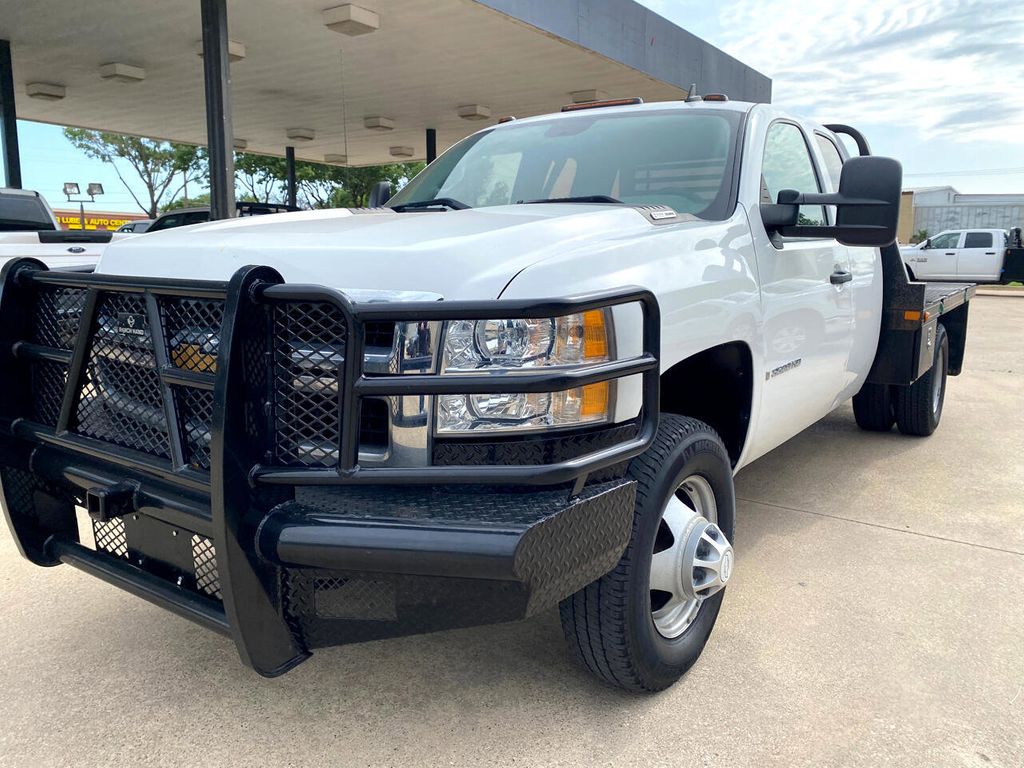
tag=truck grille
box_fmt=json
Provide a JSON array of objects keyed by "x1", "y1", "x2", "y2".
[
  {"x1": 273, "y1": 301, "x2": 348, "y2": 467},
  {"x1": 26, "y1": 282, "x2": 384, "y2": 474}
]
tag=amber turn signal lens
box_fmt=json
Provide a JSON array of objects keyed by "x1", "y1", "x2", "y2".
[
  {"x1": 583, "y1": 310, "x2": 608, "y2": 360},
  {"x1": 580, "y1": 381, "x2": 609, "y2": 419}
]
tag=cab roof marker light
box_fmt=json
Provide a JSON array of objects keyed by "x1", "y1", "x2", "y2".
[
  {"x1": 560, "y1": 97, "x2": 643, "y2": 113},
  {"x1": 703, "y1": 93, "x2": 729, "y2": 102}
]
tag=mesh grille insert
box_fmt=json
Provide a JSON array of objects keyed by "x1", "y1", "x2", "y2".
[
  {"x1": 33, "y1": 286, "x2": 86, "y2": 350},
  {"x1": 160, "y1": 296, "x2": 224, "y2": 374},
  {"x1": 75, "y1": 293, "x2": 170, "y2": 458},
  {"x1": 176, "y1": 386, "x2": 215, "y2": 471},
  {"x1": 31, "y1": 360, "x2": 68, "y2": 427},
  {"x1": 93, "y1": 518, "x2": 128, "y2": 559},
  {"x1": 273, "y1": 301, "x2": 347, "y2": 467},
  {"x1": 191, "y1": 534, "x2": 222, "y2": 600}
]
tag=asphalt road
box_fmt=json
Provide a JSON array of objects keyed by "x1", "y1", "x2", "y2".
[{"x1": 1, "y1": 296, "x2": 1021, "y2": 768}]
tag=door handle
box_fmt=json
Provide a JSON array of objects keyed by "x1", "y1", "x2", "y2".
[
  {"x1": 945, "y1": 252, "x2": 956, "y2": 255},
  {"x1": 985, "y1": 252, "x2": 996, "y2": 255},
  {"x1": 830, "y1": 270, "x2": 853, "y2": 285}
]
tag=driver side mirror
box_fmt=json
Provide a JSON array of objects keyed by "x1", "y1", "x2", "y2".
[
  {"x1": 760, "y1": 155, "x2": 902, "y2": 247},
  {"x1": 921, "y1": 238, "x2": 931, "y2": 249}
]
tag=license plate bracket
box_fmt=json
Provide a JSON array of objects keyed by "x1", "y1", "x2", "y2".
[{"x1": 123, "y1": 514, "x2": 196, "y2": 586}]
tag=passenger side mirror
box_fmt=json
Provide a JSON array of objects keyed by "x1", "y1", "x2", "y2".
[
  {"x1": 760, "y1": 156, "x2": 903, "y2": 248},
  {"x1": 368, "y1": 181, "x2": 392, "y2": 208}
]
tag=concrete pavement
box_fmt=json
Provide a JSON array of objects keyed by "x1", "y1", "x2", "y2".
[{"x1": 0, "y1": 295, "x2": 1021, "y2": 767}]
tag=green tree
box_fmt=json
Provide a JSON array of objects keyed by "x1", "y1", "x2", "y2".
[
  {"x1": 235, "y1": 152, "x2": 287, "y2": 203},
  {"x1": 161, "y1": 192, "x2": 211, "y2": 213},
  {"x1": 301, "y1": 162, "x2": 424, "y2": 208},
  {"x1": 912, "y1": 229, "x2": 930, "y2": 243},
  {"x1": 63, "y1": 128, "x2": 205, "y2": 217}
]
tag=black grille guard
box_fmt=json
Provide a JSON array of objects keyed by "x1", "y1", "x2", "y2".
[{"x1": 0, "y1": 258, "x2": 659, "y2": 676}]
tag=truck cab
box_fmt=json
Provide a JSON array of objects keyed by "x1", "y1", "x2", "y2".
[
  {"x1": 901, "y1": 228, "x2": 1009, "y2": 282},
  {"x1": 0, "y1": 97, "x2": 973, "y2": 692}
]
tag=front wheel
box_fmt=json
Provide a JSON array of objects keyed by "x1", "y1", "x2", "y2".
[{"x1": 559, "y1": 415, "x2": 735, "y2": 692}]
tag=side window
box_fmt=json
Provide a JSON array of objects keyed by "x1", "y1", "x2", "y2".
[
  {"x1": 929, "y1": 232, "x2": 960, "y2": 249},
  {"x1": 761, "y1": 122, "x2": 826, "y2": 227},
  {"x1": 814, "y1": 135, "x2": 844, "y2": 190},
  {"x1": 964, "y1": 232, "x2": 993, "y2": 248}
]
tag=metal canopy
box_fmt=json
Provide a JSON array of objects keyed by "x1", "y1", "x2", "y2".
[{"x1": 0, "y1": 0, "x2": 769, "y2": 168}]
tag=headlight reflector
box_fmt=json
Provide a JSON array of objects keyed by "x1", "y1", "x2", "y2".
[
  {"x1": 436, "y1": 309, "x2": 614, "y2": 434},
  {"x1": 442, "y1": 310, "x2": 609, "y2": 371}
]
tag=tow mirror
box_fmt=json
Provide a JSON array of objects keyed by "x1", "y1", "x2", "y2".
[
  {"x1": 761, "y1": 156, "x2": 903, "y2": 247},
  {"x1": 369, "y1": 181, "x2": 392, "y2": 208}
]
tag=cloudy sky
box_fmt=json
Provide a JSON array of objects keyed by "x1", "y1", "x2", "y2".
[
  {"x1": 12, "y1": 0, "x2": 1024, "y2": 212},
  {"x1": 640, "y1": 0, "x2": 1024, "y2": 192}
]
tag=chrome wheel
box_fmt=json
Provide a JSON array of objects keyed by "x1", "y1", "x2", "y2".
[
  {"x1": 649, "y1": 475, "x2": 734, "y2": 639},
  {"x1": 932, "y1": 341, "x2": 945, "y2": 415}
]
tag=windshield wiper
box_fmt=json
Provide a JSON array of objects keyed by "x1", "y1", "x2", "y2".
[
  {"x1": 390, "y1": 197, "x2": 470, "y2": 212},
  {"x1": 518, "y1": 195, "x2": 624, "y2": 205}
]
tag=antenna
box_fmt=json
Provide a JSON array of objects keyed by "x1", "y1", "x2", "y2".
[{"x1": 685, "y1": 82, "x2": 703, "y2": 102}]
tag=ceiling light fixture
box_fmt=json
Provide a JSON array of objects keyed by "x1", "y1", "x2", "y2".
[
  {"x1": 98, "y1": 62, "x2": 146, "y2": 82},
  {"x1": 26, "y1": 82, "x2": 65, "y2": 101},
  {"x1": 286, "y1": 128, "x2": 316, "y2": 142},
  {"x1": 389, "y1": 146, "x2": 414, "y2": 158},
  {"x1": 569, "y1": 89, "x2": 609, "y2": 104},
  {"x1": 363, "y1": 116, "x2": 394, "y2": 131},
  {"x1": 457, "y1": 104, "x2": 491, "y2": 121},
  {"x1": 324, "y1": 153, "x2": 348, "y2": 164},
  {"x1": 322, "y1": 4, "x2": 380, "y2": 36}
]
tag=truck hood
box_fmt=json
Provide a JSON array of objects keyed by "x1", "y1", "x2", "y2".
[{"x1": 96, "y1": 205, "x2": 680, "y2": 299}]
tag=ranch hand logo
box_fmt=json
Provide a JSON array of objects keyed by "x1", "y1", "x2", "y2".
[{"x1": 116, "y1": 312, "x2": 148, "y2": 337}]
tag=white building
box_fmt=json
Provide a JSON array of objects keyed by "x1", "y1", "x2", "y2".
[{"x1": 911, "y1": 186, "x2": 1024, "y2": 235}]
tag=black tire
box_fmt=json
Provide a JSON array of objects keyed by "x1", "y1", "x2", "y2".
[
  {"x1": 558, "y1": 415, "x2": 735, "y2": 692},
  {"x1": 894, "y1": 323, "x2": 948, "y2": 436},
  {"x1": 852, "y1": 382, "x2": 895, "y2": 432}
]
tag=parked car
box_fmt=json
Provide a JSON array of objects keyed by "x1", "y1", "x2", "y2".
[
  {"x1": 0, "y1": 187, "x2": 112, "y2": 269},
  {"x1": 0, "y1": 97, "x2": 975, "y2": 692},
  {"x1": 901, "y1": 227, "x2": 1024, "y2": 283},
  {"x1": 147, "y1": 201, "x2": 299, "y2": 233},
  {"x1": 116, "y1": 219, "x2": 154, "y2": 233}
]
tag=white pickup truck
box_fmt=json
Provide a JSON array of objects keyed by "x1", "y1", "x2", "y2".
[
  {"x1": 901, "y1": 227, "x2": 1024, "y2": 283},
  {"x1": 0, "y1": 97, "x2": 975, "y2": 692},
  {"x1": 0, "y1": 187, "x2": 110, "y2": 269}
]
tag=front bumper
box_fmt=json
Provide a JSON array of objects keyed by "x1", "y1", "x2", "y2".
[{"x1": 0, "y1": 259, "x2": 657, "y2": 676}]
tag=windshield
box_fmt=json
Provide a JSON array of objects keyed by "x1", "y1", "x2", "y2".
[
  {"x1": 0, "y1": 193, "x2": 56, "y2": 231},
  {"x1": 388, "y1": 108, "x2": 742, "y2": 220}
]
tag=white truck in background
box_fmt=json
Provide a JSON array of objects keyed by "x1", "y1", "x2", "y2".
[
  {"x1": 0, "y1": 98, "x2": 978, "y2": 692},
  {"x1": 901, "y1": 227, "x2": 1024, "y2": 283},
  {"x1": 0, "y1": 187, "x2": 112, "y2": 269}
]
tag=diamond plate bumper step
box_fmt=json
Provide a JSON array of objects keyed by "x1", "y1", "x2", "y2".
[{"x1": 260, "y1": 480, "x2": 635, "y2": 617}]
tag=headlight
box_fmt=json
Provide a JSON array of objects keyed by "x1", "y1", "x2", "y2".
[{"x1": 436, "y1": 310, "x2": 614, "y2": 433}]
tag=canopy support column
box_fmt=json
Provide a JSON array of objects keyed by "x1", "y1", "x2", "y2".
[
  {"x1": 200, "y1": 0, "x2": 235, "y2": 220},
  {"x1": 0, "y1": 40, "x2": 22, "y2": 189},
  {"x1": 426, "y1": 128, "x2": 436, "y2": 164},
  {"x1": 285, "y1": 146, "x2": 296, "y2": 208}
]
